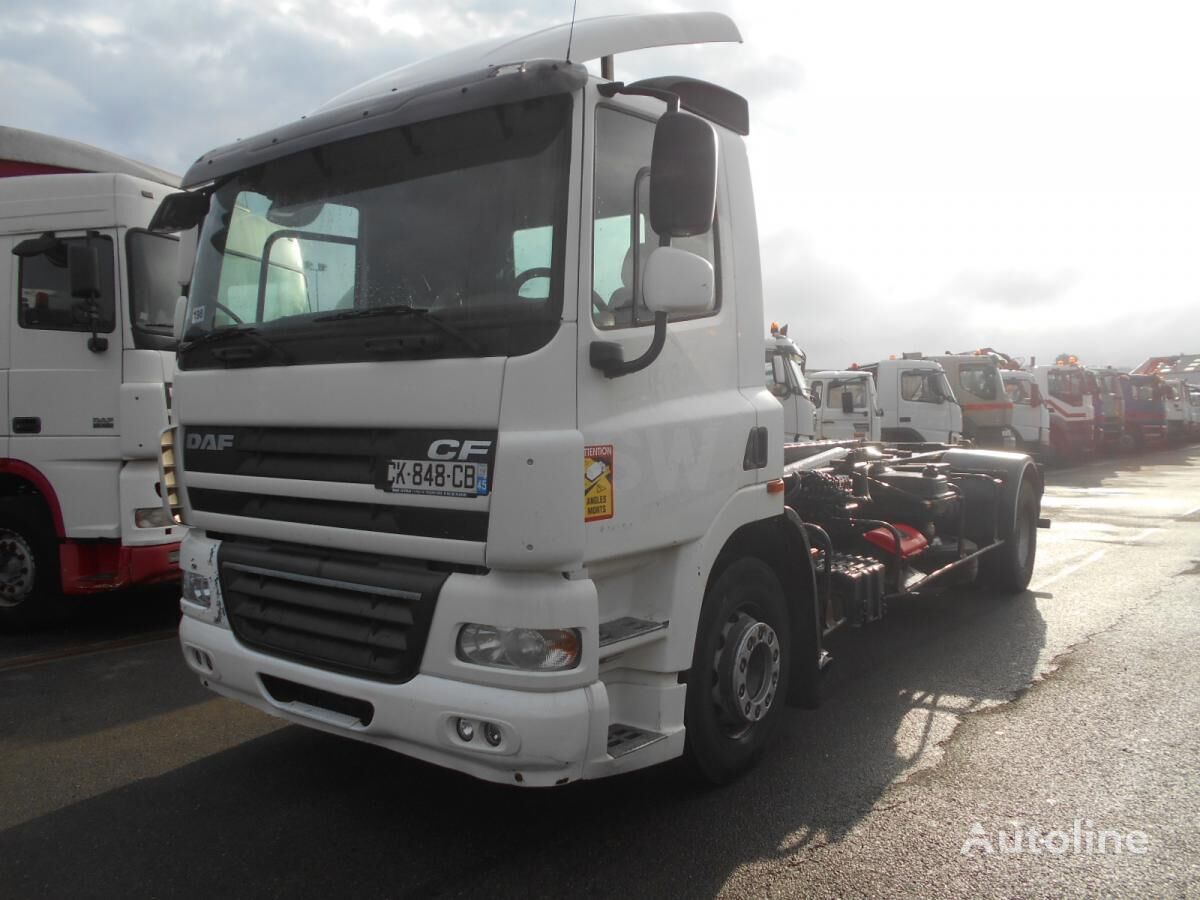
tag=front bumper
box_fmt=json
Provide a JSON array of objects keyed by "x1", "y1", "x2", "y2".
[
  {"x1": 181, "y1": 616, "x2": 609, "y2": 786},
  {"x1": 61, "y1": 539, "x2": 182, "y2": 595}
]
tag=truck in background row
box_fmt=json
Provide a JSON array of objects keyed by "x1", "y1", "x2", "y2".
[
  {"x1": 159, "y1": 13, "x2": 1047, "y2": 786},
  {"x1": 860, "y1": 356, "x2": 962, "y2": 446},
  {"x1": 0, "y1": 127, "x2": 183, "y2": 627},
  {"x1": 999, "y1": 368, "x2": 1050, "y2": 455},
  {"x1": 927, "y1": 353, "x2": 1017, "y2": 450},
  {"x1": 1030, "y1": 361, "x2": 1096, "y2": 460},
  {"x1": 1089, "y1": 366, "x2": 1127, "y2": 451},
  {"x1": 765, "y1": 324, "x2": 816, "y2": 441},
  {"x1": 1123, "y1": 374, "x2": 1169, "y2": 448},
  {"x1": 808, "y1": 368, "x2": 882, "y2": 441}
]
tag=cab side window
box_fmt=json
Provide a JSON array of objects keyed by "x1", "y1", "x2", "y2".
[
  {"x1": 901, "y1": 371, "x2": 942, "y2": 404},
  {"x1": 592, "y1": 106, "x2": 718, "y2": 328},
  {"x1": 17, "y1": 235, "x2": 116, "y2": 333}
]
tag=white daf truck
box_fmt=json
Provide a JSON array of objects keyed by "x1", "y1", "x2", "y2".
[
  {"x1": 861, "y1": 357, "x2": 962, "y2": 445},
  {"x1": 162, "y1": 13, "x2": 1046, "y2": 786},
  {"x1": 0, "y1": 128, "x2": 183, "y2": 627},
  {"x1": 1000, "y1": 369, "x2": 1051, "y2": 454}
]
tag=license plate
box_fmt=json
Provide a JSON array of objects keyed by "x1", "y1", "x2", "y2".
[{"x1": 381, "y1": 459, "x2": 489, "y2": 497}]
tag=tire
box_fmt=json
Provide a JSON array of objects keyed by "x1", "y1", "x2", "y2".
[
  {"x1": 683, "y1": 557, "x2": 791, "y2": 784},
  {"x1": 0, "y1": 497, "x2": 64, "y2": 630},
  {"x1": 978, "y1": 479, "x2": 1037, "y2": 593}
]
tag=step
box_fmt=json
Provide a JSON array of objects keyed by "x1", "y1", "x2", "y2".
[
  {"x1": 607, "y1": 723, "x2": 668, "y2": 759},
  {"x1": 598, "y1": 616, "x2": 668, "y2": 649}
]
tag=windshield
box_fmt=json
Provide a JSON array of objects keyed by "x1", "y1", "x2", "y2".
[
  {"x1": 958, "y1": 363, "x2": 1001, "y2": 401},
  {"x1": 182, "y1": 94, "x2": 572, "y2": 369},
  {"x1": 1002, "y1": 374, "x2": 1032, "y2": 405},
  {"x1": 127, "y1": 229, "x2": 180, "y2": 350},
  {"x1": 1048, "y1": 369, "x2": 1086, "y2": 401}
]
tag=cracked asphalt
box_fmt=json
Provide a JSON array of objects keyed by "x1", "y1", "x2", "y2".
[{"x1": 1, "y1": 444, "x2": 1197, "y2": 898}]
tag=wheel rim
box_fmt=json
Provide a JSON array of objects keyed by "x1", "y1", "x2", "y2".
[
  {"x1": 0, "y1": 529, "x2": 36, "y2": 609},
  {"x1": 712, "y1": 611, "x2": 782, "y2": 739}
]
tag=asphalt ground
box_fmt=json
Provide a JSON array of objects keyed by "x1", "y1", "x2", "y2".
[{"x1": 1, "y1": 444, "x2": 1197, "y2": 898}]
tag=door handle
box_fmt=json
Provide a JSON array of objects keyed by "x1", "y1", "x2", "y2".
[{"x1": 899, "y1": 417, "x2": 912, "y2": 423}]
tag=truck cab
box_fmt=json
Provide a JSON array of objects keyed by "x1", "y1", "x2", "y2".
[
  {"x1": 1088, "y1": 367, "x2": 1126, "y2": 450},
  {"x1": 1000, "y1": 369, "x2": 1050, "y2": 454},
  {"x1": 0, "y1": 129, "x2": 183, "y2": 626},
  {"x1": 808, "y1": 370, "x2": 882, "y2": 441},
  {"x1": 928, "y1": 354, "x2": 1016, "y2": 449},
  {"x1": 764, "y1": 328, "x2": 816, "y2": 441},
  {"x1": 1161, "y1": 378, "x2": 1187, "y2": 443},
  {"x1": 861, "y1": 357, "x2": 961, "y2": 444},
  {"x1": 1030, "y1": 364, "x2": 1096, "y2": 460},
  {"x1": 1123, "y1": 374, "x2": 1168, "y2": 447}
]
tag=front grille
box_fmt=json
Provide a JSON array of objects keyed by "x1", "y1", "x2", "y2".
[{"x1": 219, "y1": 540, "x2": 448, "y2": 683}]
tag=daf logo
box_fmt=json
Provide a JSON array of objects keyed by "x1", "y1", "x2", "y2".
[
  {"x1": 186, "y1": 432, "x2": 234, "y2": 451},
  {"x1": 427, "y1": 439, "x2": 492, "y2": 461}
]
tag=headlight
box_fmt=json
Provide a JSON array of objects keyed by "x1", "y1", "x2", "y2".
[
  {"x1": 456, "y1": 624, "x2": 581, "y2": 671},
  {"x1": 135, "y1": 506, "x2": 170, "y2": 528},
  {"x1": 182, "y1": 571, "x2": 214, "y2": 609}
]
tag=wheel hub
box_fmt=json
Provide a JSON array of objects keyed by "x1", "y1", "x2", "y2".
[
  {"x1": 0, "y1": 530, "x2": 36, "y2": 609},
  {"x1": 714, "y1": 613, "x2": 782, "y2": 732}
]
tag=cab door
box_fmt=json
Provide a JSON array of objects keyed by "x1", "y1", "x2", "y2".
[{"x1": 9, "y1": 231, "x2": 122, "y2": 438}]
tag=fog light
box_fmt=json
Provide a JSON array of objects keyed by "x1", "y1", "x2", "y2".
[
  {"x1": 135, "y1": 506, "x2": 170, "y2": 528},
  {"x1": 456, "y1": 624, "x2": 581, "y2": 671},
  {"x1": 456, "y1": 718, "x2": 475, "y2": 742},
  {"x1": 181, "y1": 571, "x2": 213, "y2": 609},
  {"x1": 482, "y1": 722, "x2": 502, "y2": 747}
]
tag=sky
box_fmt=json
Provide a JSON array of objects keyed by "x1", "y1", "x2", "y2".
[{"x1": 2, "y1": 0, "x2": 1198, "y2": 369}]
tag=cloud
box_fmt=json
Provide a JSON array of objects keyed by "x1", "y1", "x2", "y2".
[{"x1": 940, "y1": 268, "x2": 1080, "y2": 309}]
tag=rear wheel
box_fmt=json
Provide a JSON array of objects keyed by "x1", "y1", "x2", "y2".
[
  {"x1": 0, "y1": 498, "x2": 63, "y2": 630},
  {"x1": 979, "y1": 479, "x2": 1037, "y2": 593},
  {"x1": 684, "y1": 558, "x2": 791, "y2": 784}
]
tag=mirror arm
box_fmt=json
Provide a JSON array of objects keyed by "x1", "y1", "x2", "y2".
[
  {"x1": 590, "y1": 312, "x2": 668, "y2": 379},
  {"x1": 596, "y1": 82, "x2": 680, "y2": 112}
]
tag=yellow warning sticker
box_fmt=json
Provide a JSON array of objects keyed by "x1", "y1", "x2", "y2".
[{"x1": 585, "y1": 444, "x2": 614, "y2": 522}]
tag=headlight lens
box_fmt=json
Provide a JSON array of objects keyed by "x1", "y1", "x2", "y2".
[
  {"x1": 181, "y1": 571, "x2": 214, "y2": 609},
  {"x1": 456, "y1": 624, "x2": 581, "y2": 671}
]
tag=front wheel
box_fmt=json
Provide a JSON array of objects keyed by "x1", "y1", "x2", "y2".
[
  {"x1": 683, "y1": 558, "x2": 791, "y2": 784},
  {"x1": 979, "y1": 479, "x2": 1038, "y2": 593},
  {"x1": 0, "y1": 498, "x2": 63, "y2": 630}
]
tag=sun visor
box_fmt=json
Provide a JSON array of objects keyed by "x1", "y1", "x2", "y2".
[{"x1": 182, "y1": 60, "x2": 587, "y2": 189}]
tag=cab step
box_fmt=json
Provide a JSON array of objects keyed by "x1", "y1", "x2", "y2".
[
  {"x1": 607, "y1": 723, "x2": 667, "y2": 759},
  {"x1": 598, "y1": 616, "x2": 668, "y2": 648}
]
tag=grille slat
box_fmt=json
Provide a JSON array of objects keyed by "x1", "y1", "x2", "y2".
[
  {"x1": 223, "y1": 570, "x2": 416, "y2": 626},
  {"x1": 219, "y1": 540, "x2": 447, "y2": 683}
]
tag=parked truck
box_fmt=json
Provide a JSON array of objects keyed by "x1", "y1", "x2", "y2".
[
  {"x1": 159, "y1": 12, "x2": 1047, "y2": 786},
  {"x1": 1088, "y1": 367, "x2": 1126, "y2": 451},
  {"x1": 1124, "y1": 374, "x2": 1168, "y2": 447},
  {"x1": 1031, "y1": 362, "x2": 1096, "y2": 460},
  {"x1": 765, "y1": 324, "x2": 816, "y2": 441},
  {"x1": 808, "y1": 368, "x2": 882, "y2": 441},
  {"x1": 927, "y1": 353, "x2": 1017, "y2": 450},
  {"x1": 999, "y1": 369, "x2": 1050, "y2": 454},
  {"x1": 858, "y1": 356, "x2": 962, "y2": 445},
  {"x1": 0, "y1": 127, "x2": 183, "y2": 627}
]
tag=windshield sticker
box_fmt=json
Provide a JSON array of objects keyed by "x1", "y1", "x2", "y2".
[
  {"x1": 190, "y1": 305, "x2": 206, "y2": 324},
  {"x1": 585, "y1": 445, "x2": 614, "y2": 523}
]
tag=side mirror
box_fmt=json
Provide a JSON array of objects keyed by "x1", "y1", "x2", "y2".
[
  {"x1": 811, "y1": 387, "x2": 822, "y2": 408},
  {"x1": 176, "y1": 226, "x2": 199, "y2": 290},
  {"x1": 173, "y1": 295, "x2": 189, "y2": 343},
  {"x1": 841, "y1": 391, "x2": 855, "y2": 414},
  {"x1": 771, "y1": 356, "x2": 789, "y2": 393},
  {"x1": 649, "y1": 111, "x2": 718, "y2": 238},
  {"x1": 1030, "y1": 383, "x2": 1043, "y2": 406},
  {"x1": 642, "y1": 246, "x2": 714, "y2": 315}
]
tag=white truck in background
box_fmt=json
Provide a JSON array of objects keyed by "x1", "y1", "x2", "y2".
[
  {"x1": 808, "y1": 369, "x2": 882, "y2": 441},
  {"x1": 861, "y1": 356, "x2": 962, "y2": 445},
  {"x1": 1000, "y1": 369, "x2": 1051, "y2": 454},
  {"x1": 161, "y1": 12, "x2": 1046, "y2": 787},
  {"x1": 0, "y1": 127, "x2": 183, "y2": 627},
  {"x1": 764, "y1": 324, "x2": 816, "y2": 441}
]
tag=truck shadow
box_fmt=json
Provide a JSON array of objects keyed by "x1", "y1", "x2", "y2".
[{"x1": 0, "y1": 584, "x2": 1047, "y2": 899}]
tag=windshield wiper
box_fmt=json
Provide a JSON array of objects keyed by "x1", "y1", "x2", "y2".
[
  {"x1": 312, "y1": 304, "x2": 481, "y2": 354},
  {"x1": 180, "y1": 325, "x2": 291, "y2": 364}
]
